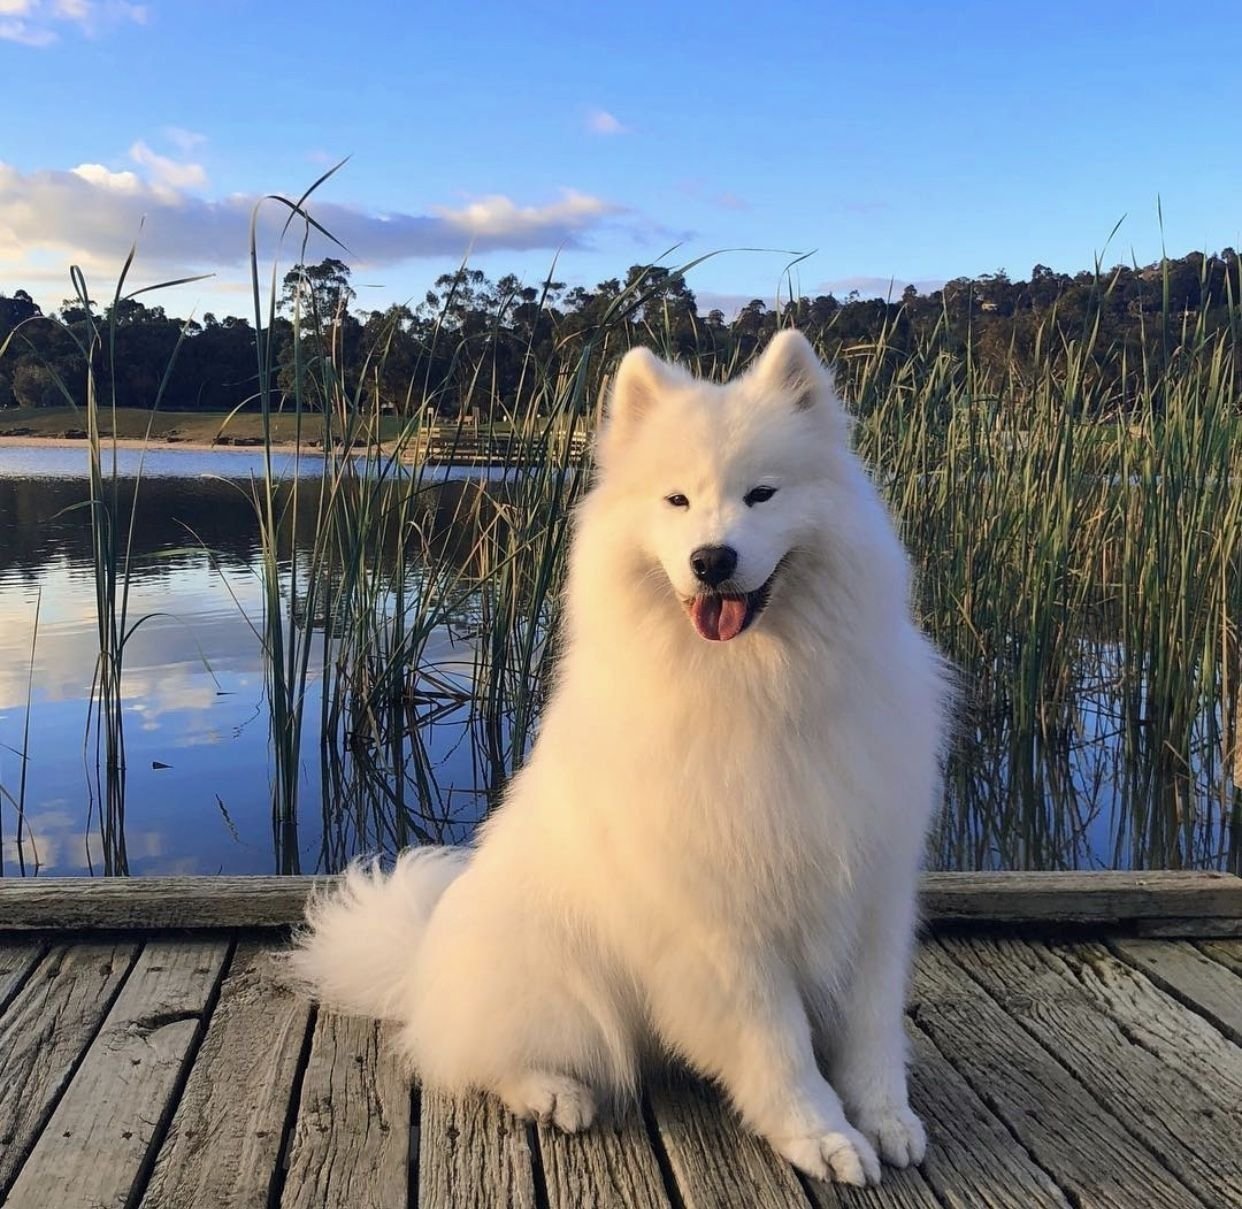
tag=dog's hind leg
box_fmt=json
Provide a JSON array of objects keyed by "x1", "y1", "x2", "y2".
[{"x1": 644, "y1": 946, "x2": 881, "y2": 1187}]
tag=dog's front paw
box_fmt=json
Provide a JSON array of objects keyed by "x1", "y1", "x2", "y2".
[
  {"x1": 776, "y1": 1125, "x2": 881, "y2": 1186},
  {"x1": 500, "y1": 1072, "x2": 597, "y2": 1133},
  {"x1": 855, "y1": 1103, "x2": 926, "y2": 1168}
]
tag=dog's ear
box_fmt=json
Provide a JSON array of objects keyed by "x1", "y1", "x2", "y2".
[
  {"x1": 604, "y1": 347, "x2": 679, "y2": 442},
  {"x1": 750, "y1": 329, "x2": 826, "y2": 412}
]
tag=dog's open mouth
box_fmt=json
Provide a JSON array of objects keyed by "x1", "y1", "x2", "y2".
[{"x1": 685, "y1": 570, "x2": 779, "y2": 642}]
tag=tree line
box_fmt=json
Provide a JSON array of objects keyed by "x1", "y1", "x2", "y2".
[{"x1": 3, "y1": 248, "x2": 1242, "y2": 418}]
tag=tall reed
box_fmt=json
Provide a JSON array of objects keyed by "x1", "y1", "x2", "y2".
[
  {"x1": 1, "y1": 253, "x2": 202, "y2": 873},
  {"x1": 230, "y1": 227, "x2": 1242, "y2": 873},
  {"x1": 241, "y1": 207, "x2": 689, "y2": 867},
  {"x1": 10, "y1": 222, "x2": 1240, "y2": 874},
  {"x1": 844, "y1": 259, "x2": 1241, "y2": 869}
]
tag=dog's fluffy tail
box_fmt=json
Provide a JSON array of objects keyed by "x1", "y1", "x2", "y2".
[{"x1": 287, "y1": 846, "x2": 470, "y2": 1020}]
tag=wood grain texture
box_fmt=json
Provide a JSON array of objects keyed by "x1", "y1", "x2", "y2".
[
  {"x1": 537, "y1": 1108, "x2": 671, "y2": 1209},
  {"x1": 2, "y1": 929, "x2": 1238, "y2": 1207},
  {"x1": 1136, "y1": 916, "x2": 1242, "y2": 937},
  {"x1": 1110, "y1": 936, "x2": 1242, "y2": 1043},
  {"x1": 0, "y1": 875, "x2": 320, "y2": 929},
  {"x1": 140, "y1": 941, "x2": 313, "y2": 1209},
  {"x1": 4, "y1": 937, "x2": 229, "y2": 1209},
  {"x1": 942, "y1": 936, "x2": 1242, "y2": 1207},
  {"x1": 807, "y1": 1163, "x2": 940, "y2": 1208},
  {"x1": 911, "y1": 940, "x2": 1200, "y2": 1209},
  {"x1": 280, "y1": 1013, "x2": 410, "y2": 1209},
  {"x1": 418, "y1": 1089, "x2": 537, "y2": 1209},
  {"x1": 923, "y1": 870, "x2": 1242, "y2": 925},
  {"x1": 0, "y1": 940, "x2": 44, "y2": 1018},
  {"x1": 1196, "y1": 937, "x2": 1242, "y2": 976},
  {"x1": 906, "y1": 1023, "x2": 1070, "y2": 1208},
  {"x1": 647, "y1": 1076, "x2": 806, "y2": 1209},
  {"x1": 1045, "y1": 940, "x2": 1242, "y2": 1119},
  {"x1": 0, "y1": 940, "x2": 137, "y2": 1197},
  {"x1": 1, "y1": 870, "x2": 1238, "y2": 930}
]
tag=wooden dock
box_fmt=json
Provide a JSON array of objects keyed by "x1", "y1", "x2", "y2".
[{"x1": 0, "y1": 871, "x2": 1239, "y2": 1208}]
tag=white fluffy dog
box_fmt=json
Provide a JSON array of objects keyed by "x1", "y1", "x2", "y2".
[{"x1": 290, "y1": 331, "x2": 947, "y2": 1186}]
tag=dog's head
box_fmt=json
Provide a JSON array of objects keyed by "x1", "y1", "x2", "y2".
[{"x1": 592, "y1": 330, "x2": 849, "y2": 643}]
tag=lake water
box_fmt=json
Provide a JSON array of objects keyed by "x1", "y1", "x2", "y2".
[{"x1": 0, "y1": 444, "x2": 1237, "y2": 875}]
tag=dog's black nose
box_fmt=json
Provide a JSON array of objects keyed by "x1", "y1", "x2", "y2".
[{"x1": 690, "y1": 545, "x2": 738, "y2": 587}]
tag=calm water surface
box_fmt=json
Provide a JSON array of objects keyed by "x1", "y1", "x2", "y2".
[
  {"x1": 0, "y1": 444, "x2": 494, "y2": 875},
  {"x1": 0, "y1": 444, "x2": 1237, "y2": 875}
]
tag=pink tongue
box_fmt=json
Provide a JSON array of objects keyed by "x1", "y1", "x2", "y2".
[{"x1": 690, "y1": 594, "x2": 748, "y2": 641}]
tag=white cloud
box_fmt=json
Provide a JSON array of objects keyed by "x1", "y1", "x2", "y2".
[
  {"x1": 434, "y1": 190, "x2": 615, "y2": 240},
  {"x1": 586, "y1": 108, "x2": 630, "y2": 136},
  {"x1": 0, "y1": 0, "x2": 145, "y2": 45},
  {"x1": 129, "y1": 139, "x2": 208, "y2": 191},
  {"x1": 71, "y1": 162, "x2": 142, "y2": 192},
  {"x1": 0, "y1": 156, "x2": 628, "y2": 282}
]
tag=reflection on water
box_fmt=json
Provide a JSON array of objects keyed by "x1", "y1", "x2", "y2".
[
  {"x1": 0, "y1": 444, "x2": 1237, "y2": 875},
  {"x1": 0, "y1": 445, "x2": 495, "y2": 876}
]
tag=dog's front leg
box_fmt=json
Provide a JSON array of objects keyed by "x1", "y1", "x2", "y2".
[
  {"x1": 646, "y1": 949, "x2": 881, "y2": 1186},
  {"x1": 829, "y1": 872, "x2": 926, "y2": 1168}
]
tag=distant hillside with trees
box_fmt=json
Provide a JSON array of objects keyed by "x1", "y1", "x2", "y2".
[{"x1": 3, "y1": 249, "x2": 1241, "y2": 419}]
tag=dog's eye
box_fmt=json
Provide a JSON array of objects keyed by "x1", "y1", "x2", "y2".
[
  {"x1": 665, "y1": 493, "x2": 690, "y2": 509},
  {"x1": 744, "y1": 486, "x2": 778, "y2": 507}
]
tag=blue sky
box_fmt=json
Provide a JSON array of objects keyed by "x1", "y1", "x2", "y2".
[{"x1": 3, "y1": 0, "x2": 1242, "y2": 318}]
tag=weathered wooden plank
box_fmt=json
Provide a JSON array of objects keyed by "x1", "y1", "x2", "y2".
[
  {"x1": 1041, "y1": 940, "x2": 1242, "y2": 1119},
  {"x1": 5, "y1": 937, "x2": 229, "y2": 1209},
  {"x1": 911, "y1": 941, "x2": 1199, "y2": 1208},
  {"x1": 0, "y1": 940, "x2": 44, "y2": 1018},
  {"x1": 280, "y1": 1013, "x2": 410, "y2": 1209},
  {"x1": 0, "y1": 940, "x2": 137, "y2": 1198},
  {"x1": 651, "y1": 1072, "x2": 947, "y2": 1207},
  {"x1": 537, "y1": 1108, "x2": 671, "y2": 1209},
  {"x1": 1110, "y1": 937, "x2": 1242, "y2": 1043},
  {"x1": 905, "y1": 1023, "x2": 1070, "y2": 1208},
  {"x1": 0, "y1": 875, "x2": 318, "y2": 929},
  {"x1": 809, "y1": 1164, "x2": 940, "y2": 1208},
  {"x1": 647, "y1": 1076, "x2": 806, "y2": 1209},
  {"x1": 923, "y1": 870, "x2": 1242, "y2": 925},
  {"x1": 1136, "y1": 916, "x2": 1242, "y2": 937},
  {"x1": 141, "y1": 941, "x2": 313, "y2": 1209},
  {"x1": 943, "y1": 936, "x2": 1241, "y2": 1207},
  {"x1": 1197, "y1": 937, "x2": 1242, "y2": 977},
  {"x1": 418, "y1": 1090, "x2": 537, "y2": 1209},
  {"x1": 1, "y1": 870, "x2": 1238, "y2": 930}
]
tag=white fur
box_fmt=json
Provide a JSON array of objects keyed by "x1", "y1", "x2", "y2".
[{"x1": 288, "y1": 330, "x2": 948, "y2": 1187}]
